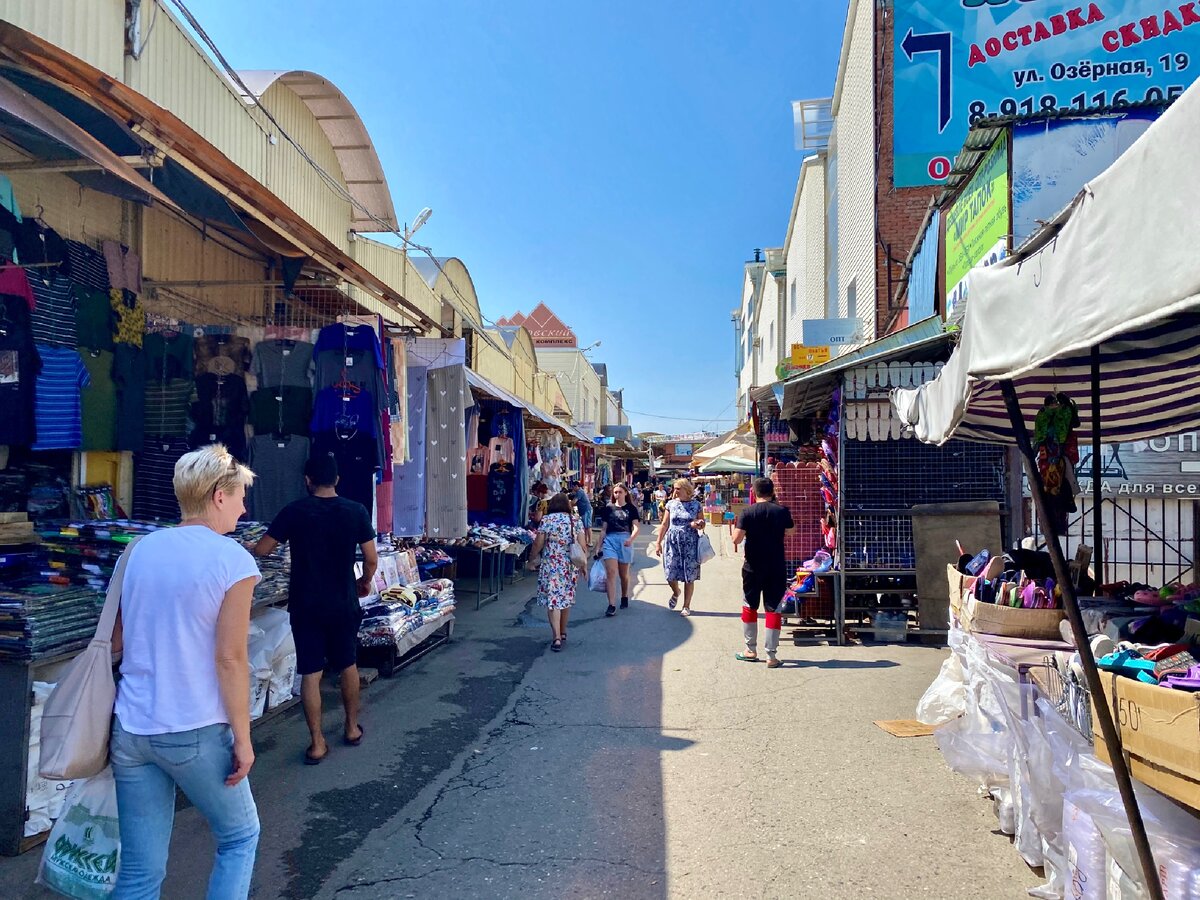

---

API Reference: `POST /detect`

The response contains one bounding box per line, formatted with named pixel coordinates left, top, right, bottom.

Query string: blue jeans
left=110, top=719, right=260, bottom=899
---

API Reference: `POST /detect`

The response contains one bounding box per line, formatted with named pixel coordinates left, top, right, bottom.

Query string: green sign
left=944, top=133, right=1010, bottom=318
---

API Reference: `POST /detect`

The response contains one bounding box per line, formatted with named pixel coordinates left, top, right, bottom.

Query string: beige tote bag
left=39, top=537, right=142, bottom=780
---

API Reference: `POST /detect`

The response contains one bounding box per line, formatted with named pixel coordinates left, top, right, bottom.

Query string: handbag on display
left=39, top=537, right=143, bottom=781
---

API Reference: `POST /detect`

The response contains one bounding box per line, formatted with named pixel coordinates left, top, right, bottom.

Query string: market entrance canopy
left=698, top=456, right=757, bottom=475
left=893, top=81, right=1200, bottom=447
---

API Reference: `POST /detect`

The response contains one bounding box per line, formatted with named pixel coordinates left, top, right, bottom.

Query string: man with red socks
left=732, top=477, right=794, bottom=668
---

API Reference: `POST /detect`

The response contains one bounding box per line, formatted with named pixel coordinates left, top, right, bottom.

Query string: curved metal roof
left=410, top=255, right=448, bottom=289
left=236, top=70, right=397, bottom=232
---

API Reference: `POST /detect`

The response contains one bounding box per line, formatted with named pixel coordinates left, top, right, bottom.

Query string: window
left=847, top=277, right=857, bottom=320
left=769, top=322, right=775, bottom=351
left=790, top=282, right=797, bottom=316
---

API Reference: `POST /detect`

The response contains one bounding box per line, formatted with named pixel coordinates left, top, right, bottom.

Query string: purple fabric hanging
left=391, top=365, right=427, bottom=536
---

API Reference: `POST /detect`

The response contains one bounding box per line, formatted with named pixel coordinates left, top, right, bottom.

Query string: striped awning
left=935, top=313, right=1200, bottom=445
left=894, top=80, right=1200, bottom=446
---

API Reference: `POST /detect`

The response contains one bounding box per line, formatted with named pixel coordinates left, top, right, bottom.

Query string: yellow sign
left=791, top=344, right=831, bottom=367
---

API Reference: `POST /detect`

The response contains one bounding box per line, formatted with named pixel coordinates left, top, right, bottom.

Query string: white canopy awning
left=894, top=81, right=1200, bottom=446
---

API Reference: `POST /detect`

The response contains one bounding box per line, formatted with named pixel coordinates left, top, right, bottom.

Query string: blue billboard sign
left=893, top=0, right=1200, bottom=187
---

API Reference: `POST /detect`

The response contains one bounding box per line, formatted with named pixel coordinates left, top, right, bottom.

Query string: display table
left=357, top=613, right=454, bottom=678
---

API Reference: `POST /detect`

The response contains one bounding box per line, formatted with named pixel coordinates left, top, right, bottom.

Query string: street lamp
left=401, top=207, right=433, bottom=304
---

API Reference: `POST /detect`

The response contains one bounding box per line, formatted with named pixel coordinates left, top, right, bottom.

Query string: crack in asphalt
left=334, top=854, right=664, bottom=894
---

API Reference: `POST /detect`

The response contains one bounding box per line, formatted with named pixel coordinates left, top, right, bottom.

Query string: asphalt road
left=1, top=530, right=1038, bottom=898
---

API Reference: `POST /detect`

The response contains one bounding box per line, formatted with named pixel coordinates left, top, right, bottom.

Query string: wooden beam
left=1, top=154, right=162, bottom=173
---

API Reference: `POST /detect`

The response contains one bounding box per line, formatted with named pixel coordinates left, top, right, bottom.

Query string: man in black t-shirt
left=732, top=477, right=794, bottom=668
left=251, top=453, right=377, bottom=764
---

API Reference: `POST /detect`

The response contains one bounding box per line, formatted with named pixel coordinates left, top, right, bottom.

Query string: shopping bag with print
left=697, top=533, right=716, bottom=565
left=36, top=767, right=120, bottom=899
left=588, top=559, right=608, bottom=593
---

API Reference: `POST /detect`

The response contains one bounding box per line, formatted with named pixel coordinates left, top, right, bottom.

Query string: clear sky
left=191, top=0, right=848, bottom=435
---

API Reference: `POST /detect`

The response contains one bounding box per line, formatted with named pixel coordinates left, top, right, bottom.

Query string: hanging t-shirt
left=132, top=435, right=190, bottom=521
left=101, top=240, right=141, bottom=293
left=310, top=387, right=379, bottom=438
left=32, top=345, right=89, bottom=450
left=190, top=373, right=249, bottom=458
left=597, top=502, right=640, bottom=535
left=0, top=294, right=40, bottom=446
left=143, top=379, right=193, bottom=436
left=110, top=289, right=144, bottom=348
left=247, top=434, right=311, bottom=523
left=313, top=323, right=384, bottom=369
left=72, top=284, right=114, bottom=352
left=63, top=239, right=111, bottom=292
left=113, top=344, right=145, bottom=451
left=250, top=387, right=313, bottom=436
left=266, top=493, right=375, bottom=623
left=194, top=334, right=252, bottom=378
left=80, top=349, right=117, bottom=452
left=15, top=220, right=67, bottom=284
left=143, top=332, right=194, bottom=382
left=312, top=431, right=378, bottom=516
left=29, top=273, right=77, bottom=348
left=0, top=265, right=34, bottom=310
left=253, top=339, right=313, bottom=389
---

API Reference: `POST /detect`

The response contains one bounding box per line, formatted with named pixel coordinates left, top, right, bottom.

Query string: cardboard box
left=946, top=564, right=976, bottom=622
left=961, top=595, right=1065, bottom=640
left=1092, top=674, right=1200, bottom=812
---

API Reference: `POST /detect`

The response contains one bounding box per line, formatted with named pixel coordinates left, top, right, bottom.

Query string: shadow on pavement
left=784, top=658, right=900, bottom=670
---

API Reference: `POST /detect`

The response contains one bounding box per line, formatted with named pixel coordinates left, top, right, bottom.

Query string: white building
left=536, top=348, right=605, bottom=436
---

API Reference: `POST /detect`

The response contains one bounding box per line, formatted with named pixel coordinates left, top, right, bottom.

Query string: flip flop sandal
left=344, top=725, right=364, bottom=747
left=551, top=638, right=563, bottom=652
left=735, top=652, right=760, bottom=662
left=680, top=608, right=691, bottom=617
left=669, top=595, right=679, bottom=609
left=305, top=747, right=328, bottom=765
left=767, top=658, right=783, bottom=669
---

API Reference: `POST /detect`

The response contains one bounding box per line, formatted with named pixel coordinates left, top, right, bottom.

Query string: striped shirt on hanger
left=32, top=344, right=89, bottom=450
left=29, top=272, right=77, bottom=347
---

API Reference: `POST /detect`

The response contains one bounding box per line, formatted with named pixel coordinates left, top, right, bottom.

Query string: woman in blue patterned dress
left=654, top=478, right=705, bottom=616
left=532, top=493, right=585, bottom=651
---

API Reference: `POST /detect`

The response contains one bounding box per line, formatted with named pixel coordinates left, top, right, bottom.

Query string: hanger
left=333, top=369, right=361, bottom=396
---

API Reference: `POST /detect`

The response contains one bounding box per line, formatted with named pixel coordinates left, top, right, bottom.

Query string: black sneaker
left=620, top=597, right=629, bottom=609
left=605, top=605, right=616, bottom=617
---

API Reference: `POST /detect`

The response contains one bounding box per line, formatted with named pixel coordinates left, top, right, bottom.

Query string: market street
left=2, top=530, right=1036, bottom=899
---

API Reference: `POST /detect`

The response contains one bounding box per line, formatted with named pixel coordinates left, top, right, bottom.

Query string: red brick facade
left=873, top=7, right=940, bottom=337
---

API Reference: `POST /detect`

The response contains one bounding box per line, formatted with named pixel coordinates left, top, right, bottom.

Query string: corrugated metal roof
left=411, top=256, right=447, bottom=289
left=236, top=70, right=397, bottom=232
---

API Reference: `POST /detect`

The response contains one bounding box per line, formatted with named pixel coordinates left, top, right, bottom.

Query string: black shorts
left=292, top=612, right=362, bottom=676
left=742, top=567, right=787, bottom=613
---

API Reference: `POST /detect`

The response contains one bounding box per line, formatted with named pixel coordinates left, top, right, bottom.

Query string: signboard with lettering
left=803, top=317, right=864, bottom=348
left=945, top=133, right=1009, bottom=319
left=791, top=344, right=832, bottom=367
left=1075, top=432, right=1200, bottom=495
left=893, top=0, right=1200, bottom=187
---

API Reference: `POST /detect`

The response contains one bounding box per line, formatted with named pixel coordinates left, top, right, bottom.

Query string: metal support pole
left=1090, top=346, right=1104, bottom=584
left=999, top=380, right=1162, bottom=900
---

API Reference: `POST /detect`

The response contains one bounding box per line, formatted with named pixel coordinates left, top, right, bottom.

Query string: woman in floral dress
left=655, top=478, right=705, bottom=616
left=532, top=493, right=585, bottom=651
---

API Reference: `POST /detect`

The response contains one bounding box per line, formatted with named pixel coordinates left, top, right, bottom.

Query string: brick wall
left=873, top=5, right=940, bottom=336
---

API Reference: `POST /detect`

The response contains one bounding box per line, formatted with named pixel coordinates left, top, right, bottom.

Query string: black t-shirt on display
left=598, top=502, right=640, bottom=534
left=736, top=500, right=794, bottom=574
left=267, top=494, right=375, bottom=623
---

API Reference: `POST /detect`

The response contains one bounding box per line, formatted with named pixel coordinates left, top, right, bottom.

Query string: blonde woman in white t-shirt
left=110, top=444, right=262, bottom=899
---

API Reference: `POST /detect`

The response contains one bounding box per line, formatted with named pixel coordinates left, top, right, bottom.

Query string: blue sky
left=192, top=0, right=848, bottom=434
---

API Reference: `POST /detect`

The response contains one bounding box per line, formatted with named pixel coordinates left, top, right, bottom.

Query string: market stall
left=894, top=81, right=1200, bottom=896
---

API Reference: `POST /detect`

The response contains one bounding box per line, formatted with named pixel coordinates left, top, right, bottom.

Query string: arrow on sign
left=902, top=28, right=952, bottom=133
